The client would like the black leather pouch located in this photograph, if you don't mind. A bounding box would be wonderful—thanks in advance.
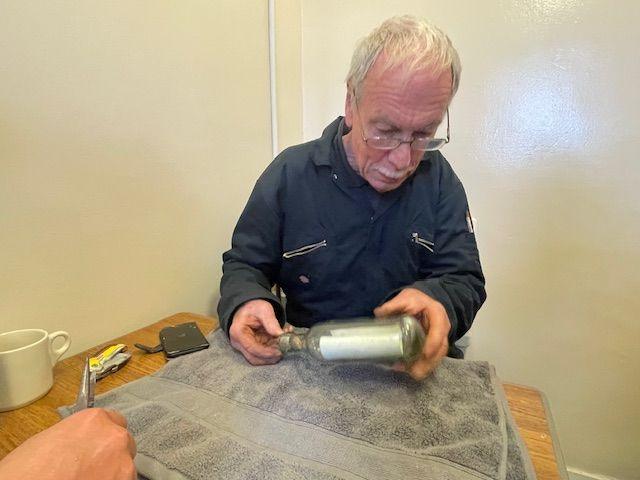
[135,322,209,358]
[160,322,209,358]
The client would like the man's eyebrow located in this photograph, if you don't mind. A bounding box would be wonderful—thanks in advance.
[370,115,440,132]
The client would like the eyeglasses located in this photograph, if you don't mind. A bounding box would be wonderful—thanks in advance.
[355,100,450,152]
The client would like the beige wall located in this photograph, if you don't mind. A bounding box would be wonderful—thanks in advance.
[0,1,274,354]
[300,1,639,479]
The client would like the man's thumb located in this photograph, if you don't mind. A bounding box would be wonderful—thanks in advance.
[261,315,284,337]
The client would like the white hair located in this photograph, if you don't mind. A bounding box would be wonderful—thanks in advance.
[345,15,461,102]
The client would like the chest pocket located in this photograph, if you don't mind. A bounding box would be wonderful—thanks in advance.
[280,229,333,293]
[406,225,436,274]
[411,231,435,252]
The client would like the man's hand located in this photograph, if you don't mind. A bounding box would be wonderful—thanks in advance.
[230,299,284,365]
[374,288,450,380]
[0,408,136,480]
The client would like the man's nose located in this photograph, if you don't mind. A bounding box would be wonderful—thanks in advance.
[387,141,413,170]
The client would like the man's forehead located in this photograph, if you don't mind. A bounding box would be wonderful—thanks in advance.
[360,61,452,108]
[360,71,451,128]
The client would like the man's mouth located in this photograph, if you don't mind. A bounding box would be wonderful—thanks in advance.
[374,165,407,181]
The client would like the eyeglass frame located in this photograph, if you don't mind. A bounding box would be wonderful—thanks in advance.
[353,96,450,152]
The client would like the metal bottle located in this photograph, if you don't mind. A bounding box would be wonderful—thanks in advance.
[278,315,425,365]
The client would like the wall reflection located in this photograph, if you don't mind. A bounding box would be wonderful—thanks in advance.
[501,0,585,27]
[481,51,594,167]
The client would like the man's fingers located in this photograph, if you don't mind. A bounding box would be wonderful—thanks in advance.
[121,426,137,458]
[375,288,428,318]
[242,338,282,361]
[234,299,282,337]
[423,314,450,359]
[437,340,448,361]
[424,326,446,359]
[376,289,452,381]
[408,331,449,380]
[261,314,284,337]
[230,321,282,364]
[391,361,406,372]
[425,336,448,364]
[231,333,281,361]
[102,408,128,429]
[407,341,447,380]
[407,357,435,380]
[93,409,137,458]
[231,316,279,352]
[374,295,407,317]
[236,343,281,365]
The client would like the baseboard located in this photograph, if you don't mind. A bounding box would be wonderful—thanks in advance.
[567,467,620,480]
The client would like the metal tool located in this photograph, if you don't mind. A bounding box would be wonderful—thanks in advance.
[74,357,96,412]
[90,344,131,380]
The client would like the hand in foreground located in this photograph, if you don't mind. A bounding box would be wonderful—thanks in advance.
[230,299,284,365]
[375,288,451,380]
[0,408,136,480]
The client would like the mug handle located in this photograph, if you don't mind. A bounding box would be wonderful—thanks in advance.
[48,331,71,365]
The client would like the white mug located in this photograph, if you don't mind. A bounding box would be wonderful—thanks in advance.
[0,329,71,412]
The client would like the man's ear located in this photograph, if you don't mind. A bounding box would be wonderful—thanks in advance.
[344,90,354,129]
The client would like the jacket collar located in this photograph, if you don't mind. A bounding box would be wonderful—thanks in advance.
[311,117,344,167]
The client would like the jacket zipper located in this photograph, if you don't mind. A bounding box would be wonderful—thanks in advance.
[282,240,327,259]
[411,233,434,253]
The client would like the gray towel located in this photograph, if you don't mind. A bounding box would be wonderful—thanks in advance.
[61,329,536,480]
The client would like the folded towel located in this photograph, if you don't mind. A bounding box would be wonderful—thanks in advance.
[61,329,536,480]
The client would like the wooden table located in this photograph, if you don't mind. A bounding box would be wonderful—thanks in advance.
[0,312,566,479]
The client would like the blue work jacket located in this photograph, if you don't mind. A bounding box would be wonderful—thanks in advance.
[218,118,486,344]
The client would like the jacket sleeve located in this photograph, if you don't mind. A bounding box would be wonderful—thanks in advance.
[408,175,486,343]
[217,177,285,335]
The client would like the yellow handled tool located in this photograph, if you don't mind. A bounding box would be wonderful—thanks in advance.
[89,344,131,380]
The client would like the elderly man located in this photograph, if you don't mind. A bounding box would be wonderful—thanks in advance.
[218,15,486,380]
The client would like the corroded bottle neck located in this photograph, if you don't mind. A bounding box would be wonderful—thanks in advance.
[278,332,306,354]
